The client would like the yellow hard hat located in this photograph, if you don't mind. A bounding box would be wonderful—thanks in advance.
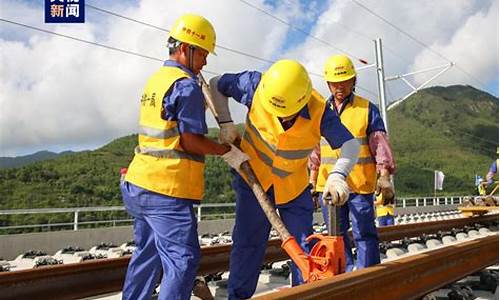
[169,14,216,54]
[324,54,356,82]
[258,60,312,117]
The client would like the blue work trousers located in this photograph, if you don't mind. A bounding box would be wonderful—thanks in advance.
[120,181,200,300]
[320,192,380,272]
[378,214,395,226]
[227,173,314,300]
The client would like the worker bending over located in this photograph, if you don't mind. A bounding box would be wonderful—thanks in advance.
[208,59,360,299]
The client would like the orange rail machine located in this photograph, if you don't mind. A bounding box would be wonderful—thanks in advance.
[199,74,345,282]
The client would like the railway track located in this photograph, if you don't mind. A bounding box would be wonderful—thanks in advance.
[255,235,498,299]
[0,214,497,300]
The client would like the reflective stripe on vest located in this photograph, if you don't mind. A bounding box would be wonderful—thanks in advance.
[240,88,326,205]
[246,116,314,160]
[138,125,179,139]
[125,66,205,200]
[242,132,292,178]
[135,146,205,163]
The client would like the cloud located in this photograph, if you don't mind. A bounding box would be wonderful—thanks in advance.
[412,0,499,87]
[0,0,294,156]
[0,0,498,156]
[287,0,498,101]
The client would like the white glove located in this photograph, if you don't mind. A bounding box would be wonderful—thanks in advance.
[222,144,250,170]
[323,172,351,206]
[219,122,240,144]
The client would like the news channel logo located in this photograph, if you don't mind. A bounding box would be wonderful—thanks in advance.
[45,0,85,23]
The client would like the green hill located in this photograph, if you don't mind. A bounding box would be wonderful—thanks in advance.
[0,85,497,214]
[0,128,232,210]
[389,85,498,196]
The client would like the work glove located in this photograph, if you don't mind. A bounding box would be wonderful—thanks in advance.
[323,173,350,206]
[219,121,241,144]
[376,174,395,204]
[221,144,250,171]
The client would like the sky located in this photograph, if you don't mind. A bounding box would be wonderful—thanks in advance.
[0,0,498,157]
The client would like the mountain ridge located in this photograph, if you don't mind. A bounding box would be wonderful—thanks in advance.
[0,150,76,169]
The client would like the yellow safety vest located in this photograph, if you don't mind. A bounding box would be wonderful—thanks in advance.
[478,184,486,196]
[375,193,394,217]
[316,95,376,194]
[240,89,326,205]
[125,66,205,200]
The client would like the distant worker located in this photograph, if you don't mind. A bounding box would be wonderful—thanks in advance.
[482,147,499,195]
[208,59,360,299]
[374,191,395,226]
[309,54,396,272]
[485,148,499,186]
[478,181,487,196]
[120,14,247,300]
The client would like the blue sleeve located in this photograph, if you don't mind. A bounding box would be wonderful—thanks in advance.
[490,161,497,173]
[320,107,354,149]
[217,71,262,108]
[162,78,208,135]
[367,102,387,135]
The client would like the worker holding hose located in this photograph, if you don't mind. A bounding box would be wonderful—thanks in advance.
[120,14,247,300]
[309,54,396,272]
[208,59,360,299]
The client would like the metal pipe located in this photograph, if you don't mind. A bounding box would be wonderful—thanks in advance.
[374,38,388,133]
[385,63,452,81]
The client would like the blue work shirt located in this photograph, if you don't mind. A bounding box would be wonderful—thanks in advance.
[326,93,387,135]
[217,71,353,149]
[162,60,207,135]
[489,160,497,174]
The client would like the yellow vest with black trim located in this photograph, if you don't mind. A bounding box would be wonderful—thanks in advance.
[316,95,377,194]
[240,89,326,205]
[125,66,205,200]
[478,184,486,196]
[375,193,394,217]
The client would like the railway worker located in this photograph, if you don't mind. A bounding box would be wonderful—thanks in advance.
[308,54,396,272]
[374,191,395,226]
[207,59,360,299]
[485,148,499,187]
[120,14,248,300]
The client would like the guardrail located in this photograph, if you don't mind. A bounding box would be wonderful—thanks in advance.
[397,195,465,207]
[0,195,467,233]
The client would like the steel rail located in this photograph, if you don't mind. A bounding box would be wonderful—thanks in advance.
[0,242,285,300]
[254,234,499,300]
[0,215,496,300]
[377,213,498,242]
